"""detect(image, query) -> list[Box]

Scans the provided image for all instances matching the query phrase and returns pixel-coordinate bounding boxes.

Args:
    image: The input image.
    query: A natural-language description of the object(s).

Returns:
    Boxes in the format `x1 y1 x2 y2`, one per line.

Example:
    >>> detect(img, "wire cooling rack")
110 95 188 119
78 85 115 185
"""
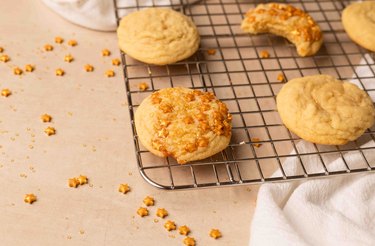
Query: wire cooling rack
114 0 375 190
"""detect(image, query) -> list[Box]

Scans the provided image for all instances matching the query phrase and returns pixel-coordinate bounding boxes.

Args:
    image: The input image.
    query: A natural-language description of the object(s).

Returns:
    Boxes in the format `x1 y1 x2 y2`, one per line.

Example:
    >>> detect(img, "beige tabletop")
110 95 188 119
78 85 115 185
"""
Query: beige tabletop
0 0 259 245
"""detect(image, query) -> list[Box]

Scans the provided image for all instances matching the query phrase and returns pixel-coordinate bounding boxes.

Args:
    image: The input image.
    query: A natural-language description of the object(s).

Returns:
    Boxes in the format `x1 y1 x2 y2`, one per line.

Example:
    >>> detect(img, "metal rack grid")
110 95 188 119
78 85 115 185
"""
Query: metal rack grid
114 0 375 190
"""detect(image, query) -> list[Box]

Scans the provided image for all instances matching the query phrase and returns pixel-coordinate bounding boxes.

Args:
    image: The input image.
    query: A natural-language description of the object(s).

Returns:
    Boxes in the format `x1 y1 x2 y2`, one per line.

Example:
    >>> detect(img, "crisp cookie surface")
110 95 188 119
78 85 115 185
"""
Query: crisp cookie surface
342 1 375 52
117 8 200 65
241 3 323 56
135 87 232 164
276 75 375 145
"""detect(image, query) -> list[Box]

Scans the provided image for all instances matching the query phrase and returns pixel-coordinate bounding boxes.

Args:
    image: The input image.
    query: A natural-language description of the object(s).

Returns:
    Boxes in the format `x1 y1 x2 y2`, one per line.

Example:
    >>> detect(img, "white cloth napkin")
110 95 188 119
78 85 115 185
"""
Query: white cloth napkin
42 0 194 31
250 56 375 246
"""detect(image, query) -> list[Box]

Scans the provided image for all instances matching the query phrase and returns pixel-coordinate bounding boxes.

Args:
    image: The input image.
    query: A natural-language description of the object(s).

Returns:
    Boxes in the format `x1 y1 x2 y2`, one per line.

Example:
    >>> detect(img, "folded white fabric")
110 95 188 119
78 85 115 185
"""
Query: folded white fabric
42 0 194 31
250 56 375 246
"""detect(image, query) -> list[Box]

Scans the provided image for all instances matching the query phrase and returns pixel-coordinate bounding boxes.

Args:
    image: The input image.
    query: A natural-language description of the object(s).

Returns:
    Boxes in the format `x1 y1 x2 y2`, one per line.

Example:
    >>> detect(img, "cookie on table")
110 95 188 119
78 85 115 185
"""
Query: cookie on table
135 87 232 164
342 1 375 52
241 3 323 57
276 75 375 145
117 8 200 65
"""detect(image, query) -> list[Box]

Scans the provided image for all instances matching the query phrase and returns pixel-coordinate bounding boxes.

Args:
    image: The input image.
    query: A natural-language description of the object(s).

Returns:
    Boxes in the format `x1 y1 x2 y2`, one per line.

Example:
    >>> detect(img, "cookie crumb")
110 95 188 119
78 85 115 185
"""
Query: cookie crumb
118 183 130 194
68 178 79 188
209 229 222 239
183 237 196 246
112 58 121 66
24 193 37 204
153 219 159 223
64 54 74 63
143 196 154 206
138 82 149 91
277 73 285 82
44 126 56 136
67 40 77 47
0 47 3 53
260 50 270 58
25 64 34 72
84 64 94 72
79 229 85 235
55 36 64 44
251 137 262 148
105 70 115 77
137 207 149 217
55 68 65 76
13 67 23 75
1 88 11 97
44 44 53 51
41 114 52 123
178 225 190 236
207 49 216 55
0 54 10 62
67 235 72 240
102 49 111 56
156 208 168 218
164 220 176 231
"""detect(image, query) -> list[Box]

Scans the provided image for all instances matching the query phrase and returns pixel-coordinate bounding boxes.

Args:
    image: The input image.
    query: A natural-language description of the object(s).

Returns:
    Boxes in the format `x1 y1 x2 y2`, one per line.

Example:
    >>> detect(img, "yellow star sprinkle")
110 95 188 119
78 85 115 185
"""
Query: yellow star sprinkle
183 237 196 246
56 68 64 76
164 220 176 231
0 54 9 62
77 175 88 185
41 114 52 122
137 207 149 217
105 70 115 77
118 183 130 194
44 126 56 136
138 82 149 91
44 44 53 51
251 137 262 148
112 58 121 66
1 88 11 97
84 64 94 72
24 194 37 204
25 64 34 72
178 225 190 236
64 54 74 63
277 73 285 82
156 208 168 218
260 50 270 58
143 196 154 206
68 178 79 188
67 40 77 47
209 229 222 239
13 67 23 75
102 49 111 56
55 36 64 44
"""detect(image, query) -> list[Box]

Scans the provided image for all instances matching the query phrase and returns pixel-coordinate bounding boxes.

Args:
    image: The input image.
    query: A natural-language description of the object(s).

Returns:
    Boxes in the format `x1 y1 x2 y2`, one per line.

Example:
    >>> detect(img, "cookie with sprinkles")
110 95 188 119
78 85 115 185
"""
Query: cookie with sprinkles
135 87 232 164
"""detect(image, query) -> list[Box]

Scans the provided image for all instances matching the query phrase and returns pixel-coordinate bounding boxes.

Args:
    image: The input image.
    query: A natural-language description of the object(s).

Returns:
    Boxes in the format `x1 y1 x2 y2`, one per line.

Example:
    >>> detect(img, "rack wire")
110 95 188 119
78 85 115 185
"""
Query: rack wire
114 0 375 190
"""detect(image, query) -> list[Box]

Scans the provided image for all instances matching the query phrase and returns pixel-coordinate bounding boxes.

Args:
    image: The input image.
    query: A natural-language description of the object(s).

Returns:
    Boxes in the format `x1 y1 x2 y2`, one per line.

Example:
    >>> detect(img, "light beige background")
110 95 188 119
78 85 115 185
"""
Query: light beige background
0 0 258 245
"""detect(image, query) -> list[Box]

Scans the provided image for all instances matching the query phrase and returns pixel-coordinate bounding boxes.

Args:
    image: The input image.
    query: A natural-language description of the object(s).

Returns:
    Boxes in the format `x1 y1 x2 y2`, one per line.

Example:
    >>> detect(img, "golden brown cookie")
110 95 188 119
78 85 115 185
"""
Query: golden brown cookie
117 8 200 65
135 87 232 164
342 1 375 52
241 3 323 56
276 75 375 145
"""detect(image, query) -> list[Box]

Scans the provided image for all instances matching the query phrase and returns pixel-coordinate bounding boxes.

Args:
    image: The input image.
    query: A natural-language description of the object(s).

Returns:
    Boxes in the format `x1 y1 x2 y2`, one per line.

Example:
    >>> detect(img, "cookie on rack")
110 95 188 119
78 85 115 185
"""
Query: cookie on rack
241 3 323 57
117 8 200 65
135 87 232 164
342 1 375 52
276 75 375 145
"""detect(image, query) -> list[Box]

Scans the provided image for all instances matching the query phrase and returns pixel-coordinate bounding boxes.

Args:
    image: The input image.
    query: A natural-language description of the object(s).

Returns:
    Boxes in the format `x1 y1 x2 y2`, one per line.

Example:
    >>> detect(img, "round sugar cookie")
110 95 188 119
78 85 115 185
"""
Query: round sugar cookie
342 1 375 52
276 75 375 145
135 87 232 164
117 8 200 65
